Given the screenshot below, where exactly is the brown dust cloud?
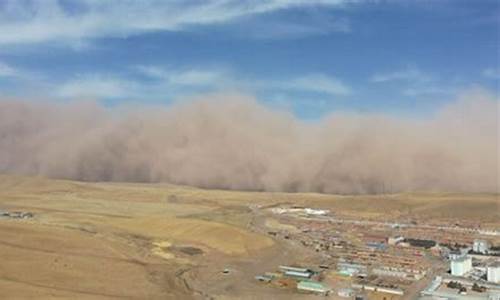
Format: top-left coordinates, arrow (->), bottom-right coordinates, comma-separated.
0,89 -> 498,194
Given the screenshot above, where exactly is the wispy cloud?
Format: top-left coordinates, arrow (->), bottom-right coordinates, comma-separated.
482,68 -> 500,80
0,60 -> 43,82
135,66 -> 230,87
286,73 -> 351,96
369,65 -> 460,98
371,65 -> 432,83
402,85 -> 456,97
0,61 -> 20,77
136,66 -> 352,97
55,66 -> 232,100
56,75 -> 135,99
0,0 -> 351,46
53,66 -> 352,102
226,13 -> 351,39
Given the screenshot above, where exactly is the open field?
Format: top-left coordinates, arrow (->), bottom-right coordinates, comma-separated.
0,175 -> 498,299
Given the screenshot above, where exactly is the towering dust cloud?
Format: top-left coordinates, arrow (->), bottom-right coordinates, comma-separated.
0,90 -> 498,194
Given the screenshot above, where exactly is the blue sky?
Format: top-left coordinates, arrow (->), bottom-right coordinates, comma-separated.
0,0 -> 498,119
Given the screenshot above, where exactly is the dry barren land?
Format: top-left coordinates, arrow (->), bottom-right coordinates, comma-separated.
0,175 -> 498,299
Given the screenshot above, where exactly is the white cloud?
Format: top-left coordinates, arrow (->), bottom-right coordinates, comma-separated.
230,15 -> 351,39
0,61 -> 18,77
0,61 -> 40,81
0,0 -> 351,45
136,66 -> 351,96
371,65 -> 432,83
402,86 -> 455,97
135,66 -> 352,96
55,67 -> 231,99
53,67 -> 352,101
56,75 -> 134,99
370,65 -> 466,98
135,66 -> 229,87
287,73 -> 351,95
482,68 -> 500,80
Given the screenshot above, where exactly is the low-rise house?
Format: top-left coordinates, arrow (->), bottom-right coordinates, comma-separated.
338,288 -> 354,297
473,240 -> 490,254
388,235 -> 405,245
255,275 -> 273,283
284,270 -> 312,279
297,280 -> 331,295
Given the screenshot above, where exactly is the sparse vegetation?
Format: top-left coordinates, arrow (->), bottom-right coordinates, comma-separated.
0,175 -> 498,299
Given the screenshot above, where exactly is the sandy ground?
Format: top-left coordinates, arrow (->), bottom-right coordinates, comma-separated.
0,175 -> 498,299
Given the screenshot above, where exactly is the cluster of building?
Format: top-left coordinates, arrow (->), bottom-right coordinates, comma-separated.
337,262 -> 367,277
255,265 -> 332,296
450,240 -> 500,283
450,256 -> 500,284
419,239 -> 500,299
256,205 -> 500,299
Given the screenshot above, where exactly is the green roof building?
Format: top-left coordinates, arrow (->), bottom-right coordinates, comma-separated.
297,280 -> 331,295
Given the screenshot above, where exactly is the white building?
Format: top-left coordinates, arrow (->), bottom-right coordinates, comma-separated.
489,291 -> 500,300
388,235 -> 404,245
487,262 -> 500,283
338,288 -> 354,298
473,239 -> 490,254
372,267 -> 425,280
450,256 -> 472,276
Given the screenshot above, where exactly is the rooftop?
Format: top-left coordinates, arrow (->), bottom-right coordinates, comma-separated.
297,280 -> 330,293
451,256 -> 471,263
489,262 -> 500,268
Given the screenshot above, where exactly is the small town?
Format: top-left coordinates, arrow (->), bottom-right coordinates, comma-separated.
0,177 -> 497,299
250,205 -> 500,299
0,1 -> 498,299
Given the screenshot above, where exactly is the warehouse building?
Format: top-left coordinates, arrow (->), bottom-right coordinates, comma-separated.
279,266 -> 314,279
297,280 -> 330,295
284,270 -> 312,279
